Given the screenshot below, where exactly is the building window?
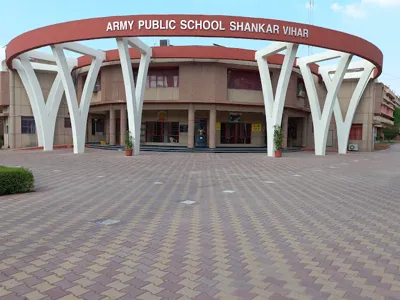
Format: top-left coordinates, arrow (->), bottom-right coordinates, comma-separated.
64,117 -> 71,128
21,116 -> 36,134
91,118 -> 104,136
227,70 -> 265,91
220,123 -> 251,144
349,124 -> 363,140
297,78 -> 306,98
82,72 -> 101,92
134,68 -> 179,88
146,122 -> 179,143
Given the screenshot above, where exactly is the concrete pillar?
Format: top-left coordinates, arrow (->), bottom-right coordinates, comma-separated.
120,108 -> 127,146
282,113 -> 289,148
209,105 -> 216,149
109,108 -> 116,145
9,70 -> 15,148
87,115 -> 92,143
302,115 -> 308,147
188,104 -> 195,148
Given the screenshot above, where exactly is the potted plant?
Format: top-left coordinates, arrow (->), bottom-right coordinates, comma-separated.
125,131 -> 134,156
273,125 -> 283,158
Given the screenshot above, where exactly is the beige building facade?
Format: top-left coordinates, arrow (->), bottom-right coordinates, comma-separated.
0,46 -> 395,152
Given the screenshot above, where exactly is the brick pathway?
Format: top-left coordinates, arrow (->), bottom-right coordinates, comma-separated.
0,146 -> 400,300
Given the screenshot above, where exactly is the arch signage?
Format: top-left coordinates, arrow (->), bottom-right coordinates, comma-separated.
6,14 -> 383,76
106,18 -> 309,38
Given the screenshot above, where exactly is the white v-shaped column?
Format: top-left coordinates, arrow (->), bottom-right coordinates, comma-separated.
116,37 -> 152,156
255,42 -> 299,157
52,42 -> 105,154
12,51 -> 77,151
297,51 -> 353,156
320,60 -> 375,154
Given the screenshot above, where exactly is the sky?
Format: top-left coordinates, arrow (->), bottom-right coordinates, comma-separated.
0,0 -> 399,94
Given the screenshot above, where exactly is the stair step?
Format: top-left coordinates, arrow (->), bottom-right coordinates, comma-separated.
86,144 -> 303,153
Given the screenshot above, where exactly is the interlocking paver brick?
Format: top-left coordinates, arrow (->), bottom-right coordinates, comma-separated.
100,287 -> 126,299
106,280 -> 128,291
142,283 -> 164,295
11,284 -> 34,296
57,295 -> 81,300
137,292 -> 162,300
12,272 -> 32,281
87,283 -> 108,294
43,274 -> 63,285
176,286 -> 201,298
111,274 -> 132,283
67,285 -> 90,296
1,279 -> 22,290
45,286 -> 70,299
156,288 -> 182,299
22,290 -> 46,300
54,279 -> 73,290
178,278 -> 200,290
0,287 -> 11,297
1,148 -> 400,299
32,281 -> 57,294
81,291 -> 102,300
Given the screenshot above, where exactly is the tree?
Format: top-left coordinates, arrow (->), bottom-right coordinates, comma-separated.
383,125 -> 399,140
394,107 -> 400,126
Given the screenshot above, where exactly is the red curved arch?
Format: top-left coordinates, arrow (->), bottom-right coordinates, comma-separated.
6,15 -> 382,77
76,46 -> 320,75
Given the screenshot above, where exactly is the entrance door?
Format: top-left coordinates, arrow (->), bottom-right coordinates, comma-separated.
195,119 -> 208,148
288,117 -> 302,147
116,118 -> 120,145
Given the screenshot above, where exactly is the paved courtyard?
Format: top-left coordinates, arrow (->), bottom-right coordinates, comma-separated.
0,146 -> 400,300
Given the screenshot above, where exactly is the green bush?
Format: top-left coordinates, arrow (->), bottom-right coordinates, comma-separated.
273,125 -> 283,150
394,107 -> 400,126
383,125 -> 400,140
0,166 -> 35,196
125,130 -> 134,150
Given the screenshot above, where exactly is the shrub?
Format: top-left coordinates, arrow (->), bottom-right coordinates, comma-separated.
125,130 -> 134,150
0,166 -> 35,196
383,125 -> 400,141
394,107 -> 400,126
273,125 -> 283,151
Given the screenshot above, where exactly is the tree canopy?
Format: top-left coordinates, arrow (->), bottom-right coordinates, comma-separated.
394,107 -> 400,126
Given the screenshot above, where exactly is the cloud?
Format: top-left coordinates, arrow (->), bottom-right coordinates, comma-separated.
331,0 -> 399,19
331,2 -> 367,19
343,3 -> 367,18
331,2 -> 343,11
361,0 -> 400,6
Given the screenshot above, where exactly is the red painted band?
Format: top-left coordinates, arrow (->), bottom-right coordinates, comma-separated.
6,14 -> 383,77
76,46 -> 320,75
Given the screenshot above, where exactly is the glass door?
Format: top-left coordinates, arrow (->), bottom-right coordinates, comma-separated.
195,119 -> 208,148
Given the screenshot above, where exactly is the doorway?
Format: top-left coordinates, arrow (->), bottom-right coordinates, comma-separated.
195,118 -> 208,148
287,117 -> 302,147
116,118 -> 120,145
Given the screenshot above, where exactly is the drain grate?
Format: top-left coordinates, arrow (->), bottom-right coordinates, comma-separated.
93,218 -> 121,225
